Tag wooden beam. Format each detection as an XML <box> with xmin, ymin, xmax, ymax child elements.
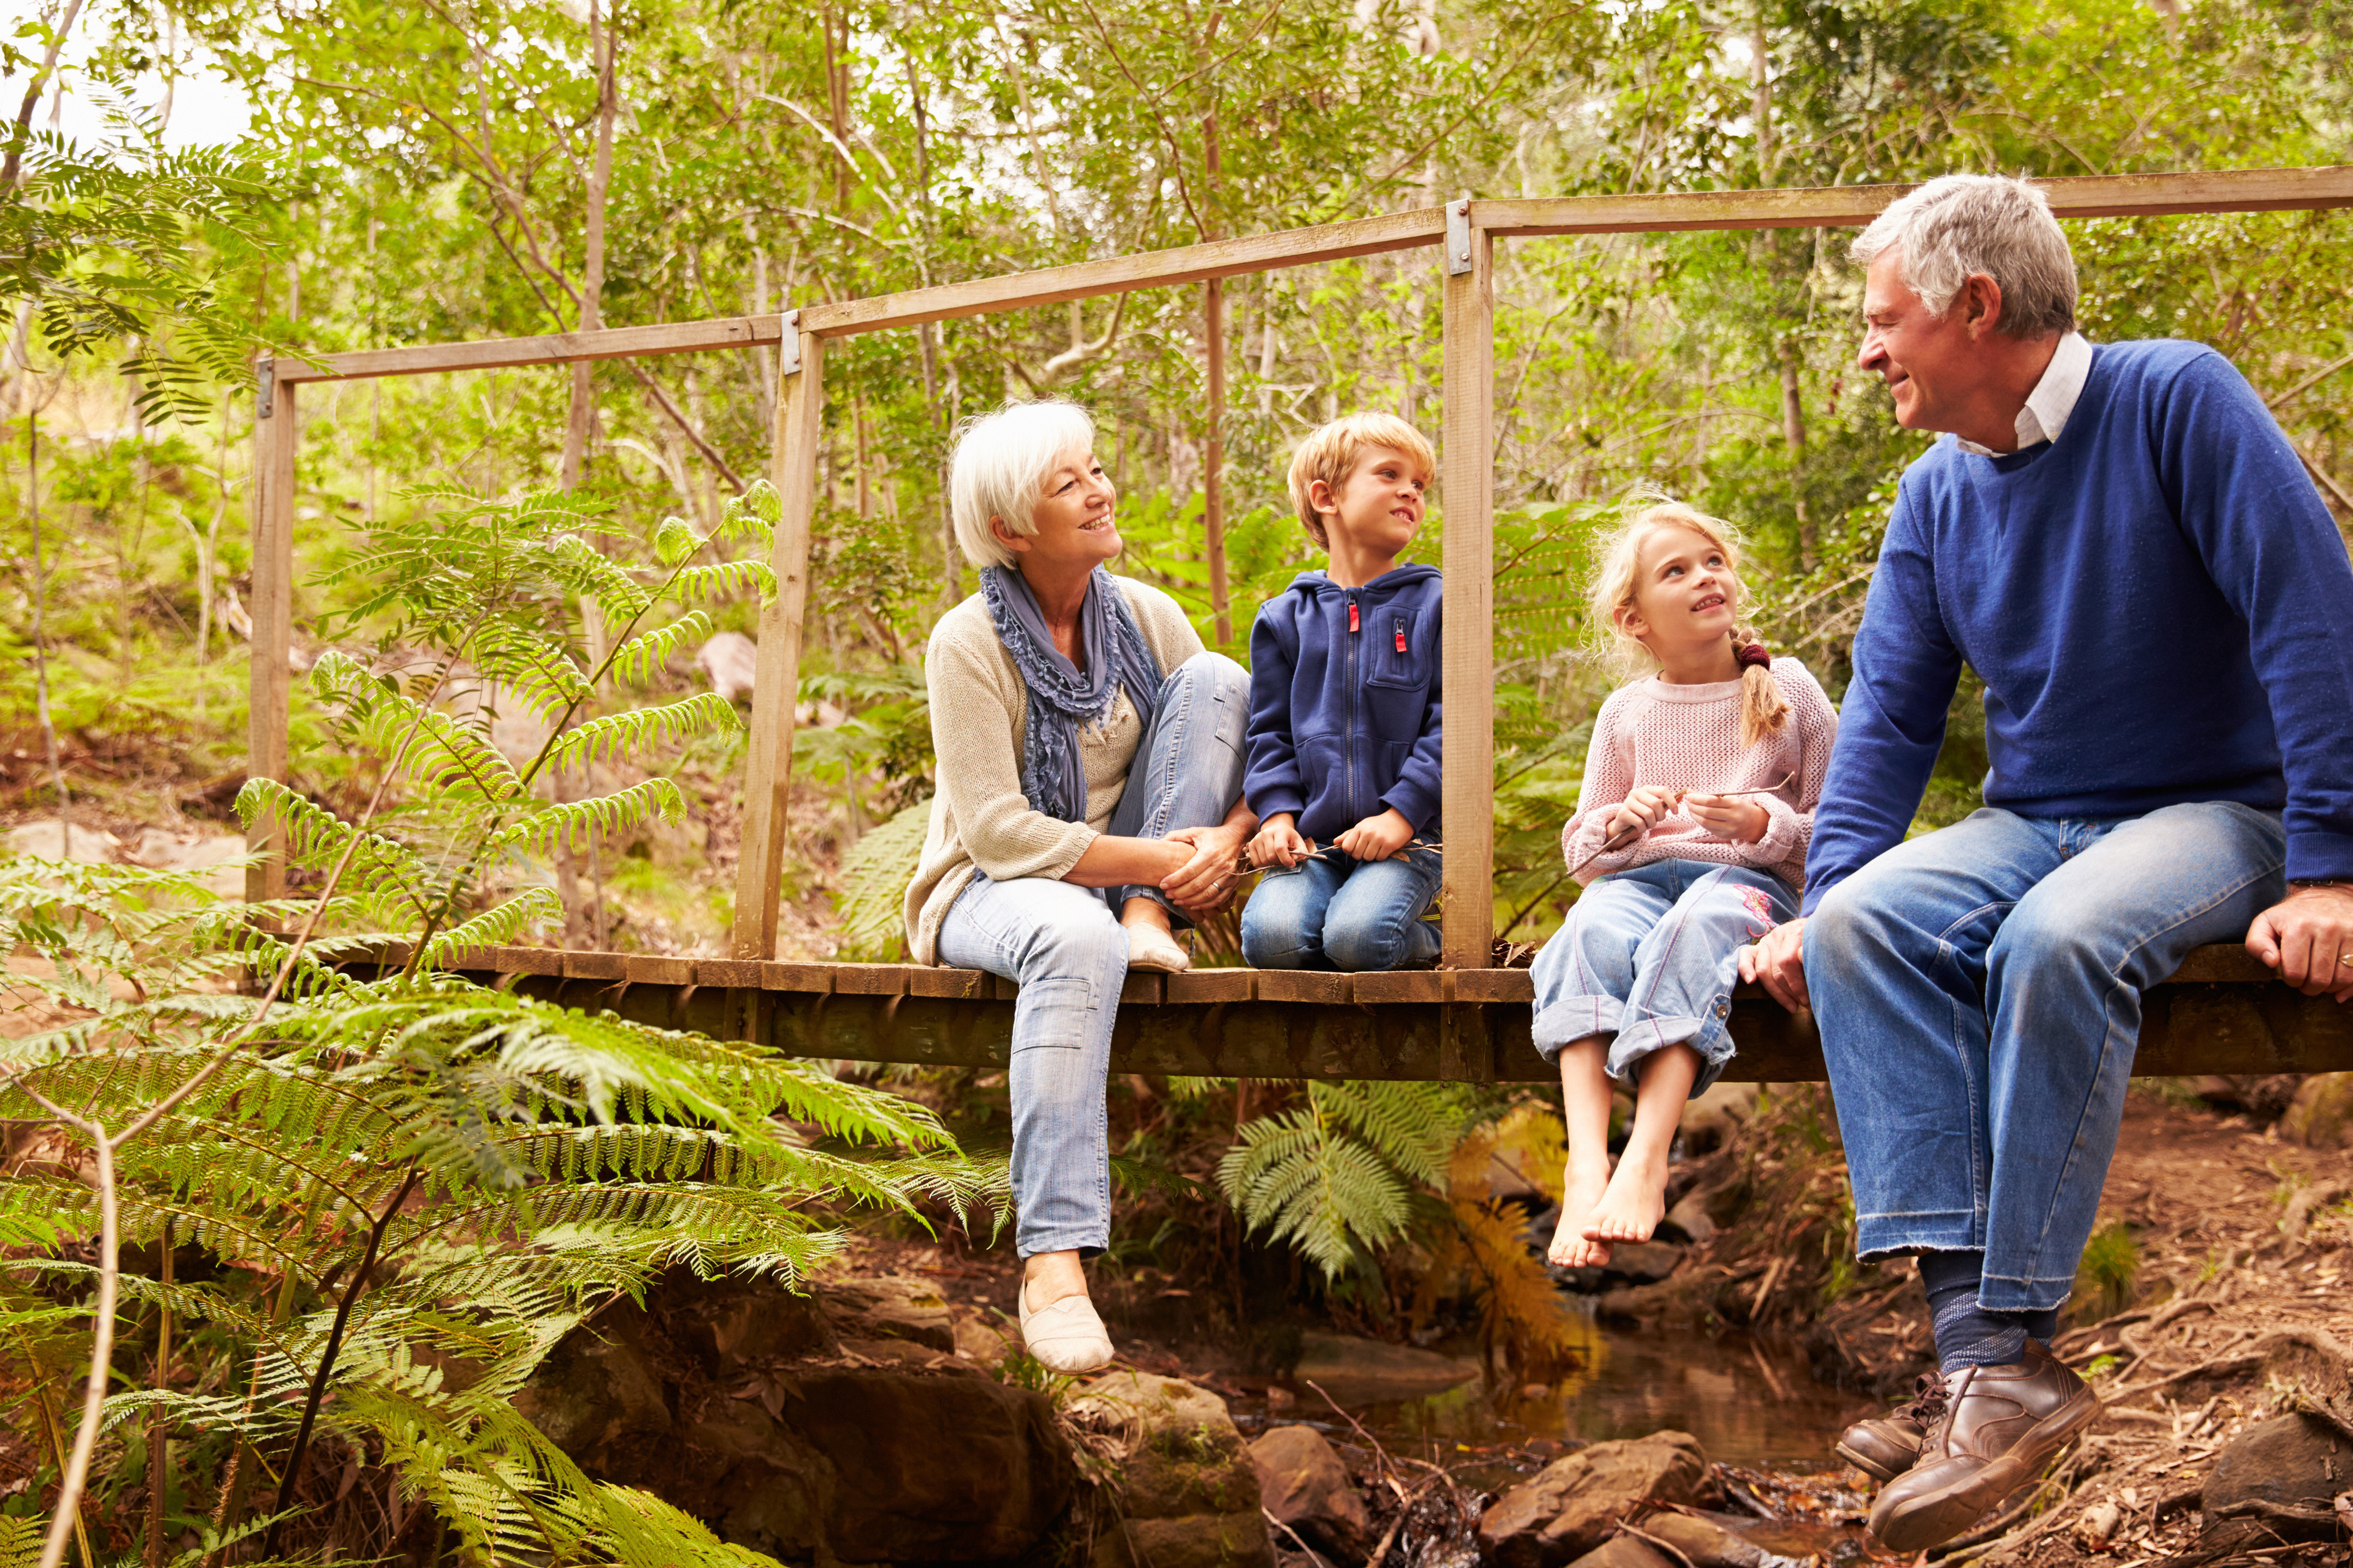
<box><xmin>1438</xmin><ymin>205</ymin><xmax>1495</xmax><ymax>970</ymax></box>
<box><xmin>245</xmin><ymin>368</ymin><xmax>296</xmax><ymax>905</ymax></box>
<box><xmin>799</xmin><ymin>207</ymin><xmax>1447</xmax><ymax>339</ymax></box>
<box><xmin>1481</xmin><ymin>165</ymin><xmax>2353</xmax><ymax>238</ymax></box>
<box><xmin>429</xmin><ymin>960</ymin><xmax>2353</xmax><ymax>1083</ymax></box>
<box><xmin>730</xmin><ymin>327</ymin><xmax>824</xmax><ymax>958</ymax></box>
<box><xmin>272</xmin><ymin>316</ymin><xmax>785</xmax><ymax>385</ymax></box>
<box><xmin>254</xmin><ymin>169</ymin><xmax>2353</xmax><ymax>392</ymax></box>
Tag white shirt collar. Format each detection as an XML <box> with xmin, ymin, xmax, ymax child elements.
<box><xmin>1955</xmin><ymin>331</ymin><xmax>2093</xmax><ymax>456</ymax></box>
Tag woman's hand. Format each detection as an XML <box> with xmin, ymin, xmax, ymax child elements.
<box><xmin>1161</xmin><ymin>822</ymin><xmax>1248</xmax><ymax>915</ymax></box>
<box><xmin>1249</xmin><ymin>814</ymin><xmax>1315</xmax><ymax>870</ymax></box>
<box><xmin>1683</xmin><ymin>792</ymin><xmax>1771</xmax><ymax>844</ymax></box>
<box><xmin>1605</xmin><ymin>784</ymin><xmax>1681</xmax><ymax>840</ymax></box>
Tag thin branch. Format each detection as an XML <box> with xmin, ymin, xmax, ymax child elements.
<box><xmin>258</xmin><ymin>1161</ymin><xmax>421</xmax><ymax>1560</ymax></box>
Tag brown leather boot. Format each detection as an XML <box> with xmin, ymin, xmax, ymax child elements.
<box><xmin>1835</xmin><ymin>1371</ymin><xmax>1949</xmax><ymax>1484</ymax></box>
<box><xmin>1867</xmin><ymin>1339</ymin><xmax>2098</xmax><ymax>1553</ymax></box>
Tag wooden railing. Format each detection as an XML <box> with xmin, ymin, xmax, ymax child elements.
<box><xmin>251</xmin><ymin>167</ymin><xmax>2353</xmax><ymax>1026</ymax></box>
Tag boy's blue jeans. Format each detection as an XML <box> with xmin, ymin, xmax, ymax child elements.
<box><xmin>1806</xmin><ymin>802</ymin><xmax>2285</xmax><ymax>1312</ymax></box>
<box><xmin>1530</xmin><ymin>859</ymin><xmax>1797</xmax><ymax>1092</ymax></box>
<box><xmin>936</xmin><ymin>652</ymin><xmax>1248</xmax><ymax>1257</ymax></box>
<box><xmin>1239</xmin><ymin>845</ymin><xmax>1442</xmax><ymax>971</ymax></box>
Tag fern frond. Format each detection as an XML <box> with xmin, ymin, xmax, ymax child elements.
<box><xmin>359</xmin><ymin>693</ymin><xmax>526</xmax><ymax>802</ymax></box>
<box><xmin>546</xmin><ymin>534</ymin><xmax>653</xmax><ymax>620</ymax></box>
<box><xmin>471</xmin><ymin>622</ymin><xmax>595</xmax><ymax>723</ymax></box>
<box><xmin>234</xmin><ymin>779</ymin><xmax>436</xmax><ymax>919</ymax></box>
<box><xmin>666</xmin><ymin>559</ymin><xmax>777</xmax><ymax>608</ymax></box>
<box><xmin>833</xmin><ymin>797</ymin><xmax>931</xmax><ymax>960</ymax></box>
<box><xmin>542</xmin><ymin>695</ymin><xmax>741</xmax><ymax>771</ymax></box>
<box><xmin>422</xmin><ymin>888</ymin><xmax>563</xmax><ymax>963</ymax></box>
<box><xmin>488</xmin><ymin>780</ymin><xmax>688</xmax><ymax>858</ymax></box>
<box><xmin>608</xmin><ymin>610</ymin><xmax>712</xmax><ymax>686</ymax></box>
<box><xmin>652</xmin><ymin>515</ymin><xmax>706</xmax><ymax>569</ymax></box>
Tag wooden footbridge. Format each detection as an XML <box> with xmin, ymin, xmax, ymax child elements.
<box><xmin>260</xmin><ymin>168</ymin><xmax>2353</xmax><ymax>1082</ymax></box>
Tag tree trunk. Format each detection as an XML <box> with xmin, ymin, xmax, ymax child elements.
<box><xmin>1201</xmin><ymin>99</ymin><xmax>1231</xmax><ymax>647</ymax></box>
<box><xmin>558</xmin><ymin>0</ymin><xmax>617</xmax><ymax>950</ymax></box>
<box><xmin>1779</xmin><ymin>338</ymin><xmax>1815</xmax><ymax>570</ymax></box>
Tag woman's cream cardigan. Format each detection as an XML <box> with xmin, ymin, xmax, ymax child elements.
<box><xmin>903</xmin><ymin>574</ymin><xmax>1204</xmax><ymax>965</ymax></box>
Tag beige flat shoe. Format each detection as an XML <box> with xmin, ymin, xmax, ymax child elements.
<box><xmin>1125</xmin><ymin>924</ymin><xmax>1192</xmax><ymax>973</ymax></box>
<box><xmin>1018</xmin><ymin>1280</ymin><xmax>1114</xmax><ymax>1374</ymax></box>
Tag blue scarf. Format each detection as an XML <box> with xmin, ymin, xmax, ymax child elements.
<box><xmin>981</xmin><ymin>565</ymin><xmax>1167</xmax><ymax>823</ymax></box>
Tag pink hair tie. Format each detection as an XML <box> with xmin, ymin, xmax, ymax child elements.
<box><xmin>1735</xmin><ymin>642</ymin><xmax>1772</xmax><ymax>670</ymax></box>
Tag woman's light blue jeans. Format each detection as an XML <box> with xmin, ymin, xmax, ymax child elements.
<box><xmin>936</xmin><ymin>652</ymin><xmax>1248</xmax><ymax>1257</ymax></box>
<box><xmin>1529</xmin><ymin>859</ymin><xmax>1797</xmax><ymax>1092</ymax></box>
<box><xmin>1806</xmin><ymin>802</ymin><xmax>2286</xmax><ymax>1312</ymax></box>
<box><xmin>1239</xmin><ymin>846</ymin><xmax>1442</xmax><ymax>971</ymax></box>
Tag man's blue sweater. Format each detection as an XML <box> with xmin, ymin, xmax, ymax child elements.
<box><xmin>1245</xmin><ymin>565</ymin><xmax>1444</xmax><ymax>842</ymax></box>
<box><xmin>1804</xmin><ymin>339</ymin><xmax>2353</xmax><ymax>915</ymax></box>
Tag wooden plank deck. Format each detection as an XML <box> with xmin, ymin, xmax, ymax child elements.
<box><xmin>361</xmin><ymin>944</ymin><xmax>2351</xmax><ymax>1085</ymax></box>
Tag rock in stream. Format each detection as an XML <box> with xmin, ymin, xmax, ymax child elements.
<box><xmin>519</xmin><ymin>1269</ymin><xmax>1078</xmax><ymax>1563</ymax></box>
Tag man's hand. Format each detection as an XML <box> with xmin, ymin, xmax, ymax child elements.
<box><xmin>1249</xmin><ymin>813</ymin><xmax>1315</xmax><ymax>870</ymax></box>
<box><xmin>1162</xmin><ymin>822</ymin><xmax>1247</xmax><ymax>916</ymax></box>
<box><xmin>1684</xmin><ymin>792</ymin><xmax>1771</xmax><ymax>844</ymax></box>
<box><xmin>2247</xmin><ymin>883</ymin><xmax>2353</xmax><ymax>1002</ymax></box>
<box><xmin>1335</xmin><ymin>808</ymin><xmax>1415</xmax><ymax>863</ymax></box>
<box><xmin>1606</xmin><ymin>784</ymin><xmax>1682</xmax><ymax>841</ymax></box>
<box><xmin>1738</xmin><ymin>916</ymin><xmax>1810</xmax><ymax>1013</ymax></box>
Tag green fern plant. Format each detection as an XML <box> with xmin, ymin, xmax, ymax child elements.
<box><xmin>0</xmin><ymin>482</ymin><xmax>1001</xmax><ymax>1568</ymax></box>
<box><xmin>833</xmin><ymin>796</ymin><xmax>935</xmax><ymax>960</ymax></box>
<box><xmin>1215</xmin><ymin>1079</ymin><xmax>1475</xmax><ymax>1281</ymax></box>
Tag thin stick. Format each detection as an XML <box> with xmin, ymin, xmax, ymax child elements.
<box><xmin>259</xmin><ymin>1160</ymin><xmax>421</xmax><ymax>1560</ymax></box>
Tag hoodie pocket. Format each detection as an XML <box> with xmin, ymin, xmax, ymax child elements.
<box><xmin>1362</xmin><ymin>608</ymin><xmax>1432</xmax><ymax>739</ymax></box>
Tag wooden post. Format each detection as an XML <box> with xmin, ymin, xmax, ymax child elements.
<box><xmin>1438</xmin><ymin>203</ymin><xmax>1494</xmax><ymax>970</ymax></box>
<box><xmin>1203</xmin><ymin>279</ymin><xmax>1232</xmax><ymax>646</ymax></box>
<box><xmin>245</xmin><ymin>363</ymin><xmax>296</xmax><ymax>906</ymax></box>
<box><xmin>731</xmin><ymin>326</ymin><xmax>825</xmax><ymax>958</ymax></box>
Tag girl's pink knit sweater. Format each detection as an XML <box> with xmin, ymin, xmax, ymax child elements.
<box><xmin>1560</xmin><ymin>656</ymin><xmax>1840</xmax><ymax>890</ymax></box>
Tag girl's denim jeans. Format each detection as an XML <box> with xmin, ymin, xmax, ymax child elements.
<box><xmin>1807</xmin><ymin>801</ymin><xmax>2285</xmax><ymax>1313</ymax></box>
<box><xmin>1239</xmin><ymin>845</ymin><xmax>1442</xmax><ymax>971</ymax></box>
<box><xmin>936</xmin><ymin>652</ymin><xmax>1248</xmax><ymax>1258</ymax></box>
<box><xmin>1529</xmin><ymin>858</ymin><xmax>1797</xmax><ymax>1092</ymax></box>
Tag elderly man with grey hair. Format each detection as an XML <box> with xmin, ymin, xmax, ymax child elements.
<box><xmin>906</xmin><ymin>398</ymin><xmax>1255</xmax><ymax>1375</ymax></box>
<box><xmin>1740</xmin><ymin>174</ymin><xmax>2353</xmax><ymax>1549</ymax></box>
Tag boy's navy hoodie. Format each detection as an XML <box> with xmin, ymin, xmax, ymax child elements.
<box><xmin>1245</xmin><ymin>565</ymin><xmax>1443</xmax><ymax>843</ymax></box>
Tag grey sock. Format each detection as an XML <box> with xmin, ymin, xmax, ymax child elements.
<box><xmin>1917</xmin><ymin>1250</ymin><xmax>2031</xmax><ymax>1372</ymax></box>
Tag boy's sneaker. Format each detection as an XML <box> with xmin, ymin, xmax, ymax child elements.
<box><xmin>1834</xmin><ymin>1370</ymin><xmax>1947</xmax><ymax>1483</ymax></box>
<box><xmin>1867</xmin><ymin>1339</ymin><xmax>2098</xmax><ymax>1553</ymax></box>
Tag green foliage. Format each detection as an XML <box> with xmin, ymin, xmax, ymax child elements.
<box><xmin>1216</xmin><ymin>1080</ymin><xmax>1474</xmax><ymax>1280</ymax></box>
<box><xmin>0</xmin><ymin>94</ymin><xmax>276</xmax><ymax>420</ymax></box>
<box><xmin>2072</xmin><ymin>1220</ymin><xmax>2141</xmax><ymax>1324</ymax></box>
<box><xmin>834</xmin><ymin>797</ymin><xmax>935</xmax><ymax>961</ymax></box>
<box><xmin>0</xmin><ymin>478</ymin><xmax>999</xmax><ymax>1566</ymax></box>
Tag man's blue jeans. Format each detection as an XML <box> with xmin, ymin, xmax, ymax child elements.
<box><xmin>936</xmin><ymin>652</ymin><xmax>1247</xmax><ymax>1257</ymax></box>
<box><xmin>1806</xmin><ymin>802</ymin><xmax>2284</xmax><ymax>1312</ymax></box>
<box><xmin>1239</xmin><ymin>846</ymin><xmax>1442</xmax><ymax>971</ymax></box>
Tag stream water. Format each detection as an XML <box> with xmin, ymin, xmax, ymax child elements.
<box><xmin>1372</xmin><ymin>1324</ymin><xmax>1872</xmax><ymax>1465</ymax></box>
<box><xmin>1227</xmin><ymin>1317</ymin><xmax>1887</xmax><ymax>1559</ymax></box>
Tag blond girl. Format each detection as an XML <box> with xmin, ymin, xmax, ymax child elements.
<box><xmin>1536</xmin><ymin>502</ymin><xmax>1838</xmax><ymax>1268</ymax></box>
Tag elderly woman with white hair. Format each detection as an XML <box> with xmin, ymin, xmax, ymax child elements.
<box><xmin>904</xmin><ymin>398</ymin><xmax>1254</xmax><ymax>1373</ymax></box>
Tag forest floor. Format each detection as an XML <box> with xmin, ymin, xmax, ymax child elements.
<box><xmin>828</xmin><ymin>1087</ymin><xmax>2353</xmax><ymax>1568</ymax></box>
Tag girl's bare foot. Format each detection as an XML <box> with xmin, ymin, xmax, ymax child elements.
<box><xmin>1583</xmin><ymin>1144</ymin><xmax>1669</xmax><ymax>1243</ymax></box>
<box><xmin>1548</xmin><ymin>1161</ymin><xmax>1615</xmax><ymax>1269</ymax></box>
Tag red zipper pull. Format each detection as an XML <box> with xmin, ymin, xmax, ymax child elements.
<box><xmin>1348</xmin><ymin>602</ymin><xmax>1359</xmax><ymax>633</ymax></box>
<box><xmin>1395</xmin><ymin>620</ymin><xmax>1408</xmax><ymax>653</ymax></box>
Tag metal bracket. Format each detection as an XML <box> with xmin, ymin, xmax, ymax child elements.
<box><xmin>778</xmin><ymin>309</ymin><xmax>801</xmax><ymax>376</ymax></box>
<box><xmin>1446</xmin><ymin>197</ymin><xmax>1475</xmax><ymax>276</ymax></box>
<box><xmin>256</xmin><ymin>357</ymin><xmax>276</xmax><ymax>419</ymax></box>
